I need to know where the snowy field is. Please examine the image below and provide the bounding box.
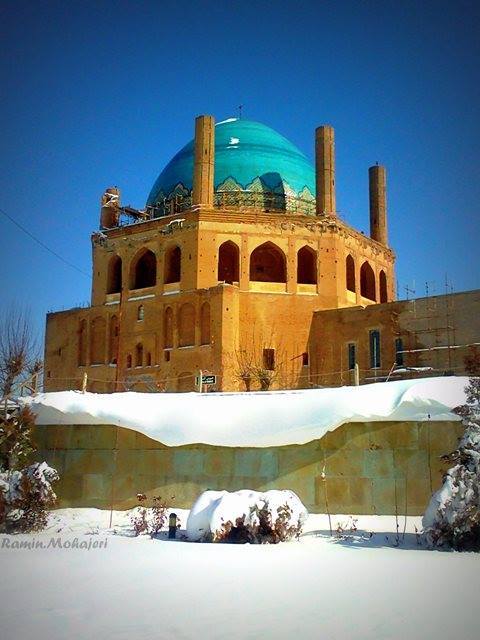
[1,508,479,640]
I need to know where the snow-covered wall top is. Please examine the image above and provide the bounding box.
[23,377,468,448]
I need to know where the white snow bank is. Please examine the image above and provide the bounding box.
[2,512,479,640]
[22,376,467,448]
[186,489,308,541]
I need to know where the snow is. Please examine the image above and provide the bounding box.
[1,462,59,504]
[127,293,155,301]
[1,507,479,640]
[186,489,308,541]
[422,411,480,546]
[23,376,467,448]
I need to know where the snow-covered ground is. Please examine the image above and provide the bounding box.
[24,376,466,447]
[1,507,478,640]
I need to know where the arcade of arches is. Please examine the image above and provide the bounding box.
[105,243,389,295]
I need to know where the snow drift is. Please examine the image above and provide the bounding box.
[186,489,308,542]
[23,376,467,448]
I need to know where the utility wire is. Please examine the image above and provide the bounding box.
[0,206,89,277]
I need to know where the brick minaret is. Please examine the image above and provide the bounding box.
[315,125,336,216]
[369,164,388,245]
[192,115,215,207]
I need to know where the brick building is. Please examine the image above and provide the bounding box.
[44,115,399,392]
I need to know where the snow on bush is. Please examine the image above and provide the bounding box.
[423,378,480,551]
[186,489,308,543]
[0,461,59,533]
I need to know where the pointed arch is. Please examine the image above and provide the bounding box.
[78,319,88,366]
[200,302,211,345]
[107,255,122,294]
[249,242,286,283]
[297,246,317,284]
[130,249,156,289]
[218,241,239,284]
[108,315,119,364]
[164,245,181,284]
[360,261,376,301]
[126,354,132,368]
[178,303,195,347]
[346,254,356,293]
[90,316,106,364]
[379,270,388,303]
[164,307,173,348]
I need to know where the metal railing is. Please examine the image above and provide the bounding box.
[213,190,316,216]
[137,190,317,220]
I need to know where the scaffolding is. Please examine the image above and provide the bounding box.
[395,275,464,375]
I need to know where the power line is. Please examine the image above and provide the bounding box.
[0,206,89,277]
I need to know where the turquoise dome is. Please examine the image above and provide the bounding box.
[146,118,315,207]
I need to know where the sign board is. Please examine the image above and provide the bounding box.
[195,374,216,385]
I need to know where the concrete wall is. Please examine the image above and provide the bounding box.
[34,419,463,515]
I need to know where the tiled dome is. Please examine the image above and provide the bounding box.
[147,118,315,207]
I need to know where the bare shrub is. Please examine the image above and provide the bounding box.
[130,493,149,536]
[130,493,177,538]
[215,501,303,544]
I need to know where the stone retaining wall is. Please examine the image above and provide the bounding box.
[33,420,463,515]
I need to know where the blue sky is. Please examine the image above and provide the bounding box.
[1,0,479,342]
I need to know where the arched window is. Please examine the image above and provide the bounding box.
[146,352,152,367]
[108,315,119,364]
[297,246,317,284]
[164,246,181,284]
[107,255,122,294]
[218,241,239,284]
[135,343,143,367]
[137,305,144,321]
[360,261,376,301]
[346,255,356,293]
[130,249,156,289]
[126,354,132,368]
[379,270,388,303]
[200,302,210,345]
[90,317,106,364]
[249,242,286,282]
[164,307,173,348]
[178,303,195,347]
[78,319,87,366]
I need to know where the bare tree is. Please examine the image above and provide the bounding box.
[231,323,288,391]
[0,308,42,402]
[232,347,255,391]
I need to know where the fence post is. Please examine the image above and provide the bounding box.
[354,363,360,386]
